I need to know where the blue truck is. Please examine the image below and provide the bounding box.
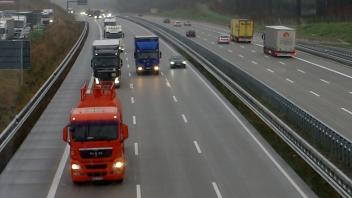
[134,36,162,75]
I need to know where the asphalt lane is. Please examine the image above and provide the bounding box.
[143,16,352,141]
[54,17,315,198]
[0,15,315,198]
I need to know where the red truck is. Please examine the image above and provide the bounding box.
[63,83,128,183]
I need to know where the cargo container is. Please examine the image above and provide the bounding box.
[263,26,296,57]
[230,19,254,43]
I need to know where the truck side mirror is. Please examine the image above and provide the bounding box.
[121,124,128,141]
[134,52,136,59]
[91,60,93,67]
[120,60,123,67]
[63,126,69,143]
[159,52,162,59]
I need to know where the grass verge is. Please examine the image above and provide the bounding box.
[0,3,83,132]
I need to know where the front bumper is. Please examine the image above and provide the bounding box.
[70,161,125,183]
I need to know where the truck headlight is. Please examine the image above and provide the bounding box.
[71,164,80,170]
[94,16,97,19]
[95,78,100,84]
[137,66,143,71]
[182,61,186,64]
[114,77,120,84]
[154,66,159,71]
[49,19,53,23]
[170,61,175,64]
[113,161,124,169]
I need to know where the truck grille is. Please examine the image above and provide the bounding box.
[79,148,112,159]
[87,172,107,177]
[85,164,107,170]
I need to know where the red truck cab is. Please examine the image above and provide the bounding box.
[63,83,128,183]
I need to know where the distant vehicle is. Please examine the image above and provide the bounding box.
[184,21,191,26]
[169,55,186,68]
[41,9,54,25]
[91,39,124,88]
[93,10,102,19]
[186,30,196,37]
[134,35,162,75]
[173,21,182,27]
[0,18,14,40]
[86,9,94,17]
[67,8,74,14]
[11,15,28,39]
[263,26,296,57]
[104,25,124,39]
[103,18,117,27]
[230,19,254,43]
[217,35,231,44]
[163,18,170,23]
[63,83,129,183]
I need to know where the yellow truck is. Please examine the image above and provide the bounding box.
[230,19,254,43]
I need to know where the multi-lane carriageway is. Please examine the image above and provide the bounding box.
[143,16,352,143]
[0,16,318,197]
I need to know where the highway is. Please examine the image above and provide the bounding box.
[141,16,352,142]
[0,15,316,197]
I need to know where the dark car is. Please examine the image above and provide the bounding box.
[186,30,196,37]
[163,18,171,23]
[169,55,186,68]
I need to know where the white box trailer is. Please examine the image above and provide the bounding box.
[0,18,15,40]
[263,26,296,57]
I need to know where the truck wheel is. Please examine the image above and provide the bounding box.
[116,178,124,183]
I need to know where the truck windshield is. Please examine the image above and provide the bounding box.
[93,57,119,67]
[0,28,5,34]
[14,21,24,28]
[137,52,159,59]
[104,22,116,26]
[71,122,118,142]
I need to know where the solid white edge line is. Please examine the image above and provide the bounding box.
[94,20,103,40]
[212,182,223,198]
[136,184,141,198]
[193,141,202,154]
[181,114,188,123]
[341,108,352,116]
[295,57,352,79]
[309,91,320,97]
[173,95,178,103]
[134,142,139,156]
[133,116,136,125]
[186,62,308,198]
[46,145,69,198]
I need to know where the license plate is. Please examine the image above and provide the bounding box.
[91,177,103,181]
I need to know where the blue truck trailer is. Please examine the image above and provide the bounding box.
[134,35,162,75]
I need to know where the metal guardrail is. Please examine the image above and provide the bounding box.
[297,43,352,66]
[122,16,352,197]
[0,21,89,172]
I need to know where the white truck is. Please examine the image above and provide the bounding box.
[103,17,117,27]
[41,9,54,25]
[104,25,124,39]
[91,39,124,88]
[0,18,14,40]
[263,26,296,57]
[11,15,28,39]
